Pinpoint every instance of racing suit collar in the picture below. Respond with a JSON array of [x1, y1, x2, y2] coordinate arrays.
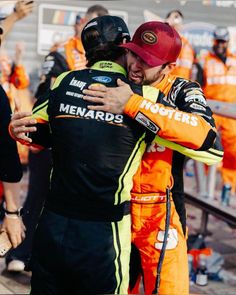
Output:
[[91, 61, 127, 77]]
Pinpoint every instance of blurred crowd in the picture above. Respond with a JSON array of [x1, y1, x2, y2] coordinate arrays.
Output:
[[0, 0, 235, 292]]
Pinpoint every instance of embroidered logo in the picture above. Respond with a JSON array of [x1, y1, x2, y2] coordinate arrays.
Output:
[[141, 31, 158, 44]]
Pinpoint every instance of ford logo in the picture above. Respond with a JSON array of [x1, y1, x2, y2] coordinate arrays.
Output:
[[92, 76, 112, 83]]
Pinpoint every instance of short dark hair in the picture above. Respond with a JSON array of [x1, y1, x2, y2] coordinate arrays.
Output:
[[86, 5, 109, 17], [82, 15, 130, 67], [166, 10, 184, 19]]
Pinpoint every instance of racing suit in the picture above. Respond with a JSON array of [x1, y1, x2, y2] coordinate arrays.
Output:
[[199, 50, 236, 192], [170, 35, 195, 79], [124, 75, 222, 295], [15, 62, 216, 295]]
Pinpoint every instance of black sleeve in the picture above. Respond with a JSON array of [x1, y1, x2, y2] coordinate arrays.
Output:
[[0, 85, 22, 182], [29, 91, 52, 148], [35, 51, 70, 99], [171, 79, 215, 128]]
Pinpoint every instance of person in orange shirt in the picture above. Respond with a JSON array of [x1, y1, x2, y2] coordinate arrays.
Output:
[[0, 24, 25, 253], [165, 10, 195, 80], [0, 42, 29, 109], [198, 26, 236, 194]]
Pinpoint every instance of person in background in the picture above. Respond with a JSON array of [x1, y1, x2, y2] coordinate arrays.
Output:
[[0, 42, 30, 168], [36, 4, 109, 96], [0, 0, 32, 271], [0, 0, 32, 247], [0, 0, 33, 39], [165, 9, 195, 80], [0, 42, 29, 109], [6, 3, 109, 273], [0, 24, 25, 251], [198, 26, 236, 194]]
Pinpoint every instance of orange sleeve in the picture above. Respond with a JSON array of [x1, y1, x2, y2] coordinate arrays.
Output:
[[124, 94, 216, 150], [9, 64, 30, 89]]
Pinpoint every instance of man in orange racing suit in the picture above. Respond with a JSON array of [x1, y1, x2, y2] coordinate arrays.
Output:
[[82, 21, 223, 295], [197, 26, 236, 193]]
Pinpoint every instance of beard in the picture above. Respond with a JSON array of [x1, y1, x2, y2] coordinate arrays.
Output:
[[143, 70, 165, 86]]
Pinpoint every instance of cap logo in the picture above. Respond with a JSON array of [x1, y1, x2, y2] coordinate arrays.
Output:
[[141, 31, 157, 45], [84, 21, 98, 30]]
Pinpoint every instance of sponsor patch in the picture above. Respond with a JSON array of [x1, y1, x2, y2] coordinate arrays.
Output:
[[190, 103, 206, 111], [69, 77, 87, 90], [141, 31, 158, 44], [155, 228, 178, 250], [59, 103, 123, 124], [92, 76, 112, 83], [135, 112, 159, 133]]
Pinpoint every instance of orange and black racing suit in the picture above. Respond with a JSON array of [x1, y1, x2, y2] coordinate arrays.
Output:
[[123, 74, 223, 295], [13, 62, 217, 295], [199, 50, 236, 192]]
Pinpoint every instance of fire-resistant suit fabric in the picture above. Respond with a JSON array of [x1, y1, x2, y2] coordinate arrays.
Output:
[[125, 74, 220, 295]]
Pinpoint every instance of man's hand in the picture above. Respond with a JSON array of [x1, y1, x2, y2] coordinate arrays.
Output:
[[1, 216, 26, 248], [83, 79, 134, 114], [14, 0, 34, 21], [9, 111, 37, 144]]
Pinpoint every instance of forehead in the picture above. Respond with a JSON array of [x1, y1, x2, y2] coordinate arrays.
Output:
[[168, 12, 182, 19], [127, 50, 154, 70]]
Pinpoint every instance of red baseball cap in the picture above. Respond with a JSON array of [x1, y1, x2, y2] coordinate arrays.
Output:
[[121, 21, 182, 66]]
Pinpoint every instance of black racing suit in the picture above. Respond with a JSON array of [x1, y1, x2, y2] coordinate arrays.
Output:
[[29, 61, 155, 295]]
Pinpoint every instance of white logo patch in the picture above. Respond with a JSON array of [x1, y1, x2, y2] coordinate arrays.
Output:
[[155, 228, 178, 250], [69, 77, 87, 90], [135, 112, 159, 133]]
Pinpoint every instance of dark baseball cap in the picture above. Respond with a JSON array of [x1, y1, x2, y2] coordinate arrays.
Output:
[[81, 15, 130, 52], [213, 26, 230, 42], [120, 21, 182, 67]]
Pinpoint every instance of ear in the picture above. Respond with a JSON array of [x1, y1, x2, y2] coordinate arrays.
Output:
[[163, 63, 176, 74]]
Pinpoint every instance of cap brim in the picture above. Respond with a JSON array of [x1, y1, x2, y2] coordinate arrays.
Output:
[[120, 42, 166, 67]]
